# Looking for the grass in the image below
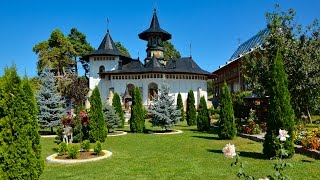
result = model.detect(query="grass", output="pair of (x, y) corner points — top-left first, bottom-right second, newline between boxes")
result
(40, 121), (320, 179)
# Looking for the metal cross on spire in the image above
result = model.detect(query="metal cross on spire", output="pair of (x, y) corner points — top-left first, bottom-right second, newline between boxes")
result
(154, 0), (157, 12)
(107, 18), (110, 32)
(189, 42), (192, 58)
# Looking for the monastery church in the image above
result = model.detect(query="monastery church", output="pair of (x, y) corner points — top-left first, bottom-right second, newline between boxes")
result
(83, 9), (211, 108)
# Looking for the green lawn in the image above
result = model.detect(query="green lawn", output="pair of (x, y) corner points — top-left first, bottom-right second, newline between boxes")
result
(41, 122), (320, 179)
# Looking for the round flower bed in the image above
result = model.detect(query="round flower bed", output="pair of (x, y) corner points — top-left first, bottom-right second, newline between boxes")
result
(147, 129), (182, 135)
(46, 150), (112, 164)
(108, 131), (128, 137)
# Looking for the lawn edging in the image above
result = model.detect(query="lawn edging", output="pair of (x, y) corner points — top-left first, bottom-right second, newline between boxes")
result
(46, 150), (112, 164)
(147, 129), (183, 135)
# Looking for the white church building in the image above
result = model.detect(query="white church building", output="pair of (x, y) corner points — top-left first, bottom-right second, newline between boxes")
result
(82, 9), (211, 108)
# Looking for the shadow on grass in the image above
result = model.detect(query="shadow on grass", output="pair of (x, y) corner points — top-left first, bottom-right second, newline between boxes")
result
(238, 151), (267, 160)
(207, 149), (223, 154)
(301, 159), (314, 163)
(192, 135), (220, 140)
(52, 147), (58, 152)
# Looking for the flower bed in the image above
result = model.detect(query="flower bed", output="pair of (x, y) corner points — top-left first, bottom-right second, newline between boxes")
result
(46, 150), (112, 164)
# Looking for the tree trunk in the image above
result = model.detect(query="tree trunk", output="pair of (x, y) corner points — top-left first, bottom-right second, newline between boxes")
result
(307, 108), (312, 123)
(51, 127), (53, 134)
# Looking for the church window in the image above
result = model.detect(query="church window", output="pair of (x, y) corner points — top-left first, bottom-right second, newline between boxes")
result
(157, 74), (160, 78)
(99, 65), (105, 73)
(148, 82), (158, 101)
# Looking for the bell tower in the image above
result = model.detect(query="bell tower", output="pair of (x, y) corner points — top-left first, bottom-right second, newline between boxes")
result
(138, 9), (171, 65)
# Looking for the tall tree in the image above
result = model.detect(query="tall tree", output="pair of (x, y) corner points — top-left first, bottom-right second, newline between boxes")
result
(163, 41), (181, 61)
(0, 66), (43, 179)
(186, 90), (197, 126)
(112, 93), (125, 128)
(115, 42), (131, 57)
(63, 75), (89, 107)
(33, 29), (76, 76)
(263, 49), (295, 158)
(218, 82), (237, 139)
(104, 103), (121, 133)
(68, 28), (94, 75)
(177, 93), (185, 122)
(130, 87), (145, 133)
(88, 87), (107, 142)
(207, 80), (213, 96)
(149, 82), (181, 130)
(37, 69), (65, 132)
(197, 96), (210, 131)
(242, 5), (320, 120)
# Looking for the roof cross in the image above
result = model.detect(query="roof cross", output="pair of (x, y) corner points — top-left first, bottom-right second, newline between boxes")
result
(107, 18), (110, 32)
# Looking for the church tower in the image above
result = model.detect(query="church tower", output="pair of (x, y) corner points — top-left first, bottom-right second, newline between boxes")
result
(138, 9), (171, 65)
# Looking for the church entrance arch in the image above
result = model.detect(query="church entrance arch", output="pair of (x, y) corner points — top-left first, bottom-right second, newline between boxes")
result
(148, 82), (158, 101)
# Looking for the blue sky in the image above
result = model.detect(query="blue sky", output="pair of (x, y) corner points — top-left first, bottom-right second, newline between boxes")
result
(0, 0), (319, 77)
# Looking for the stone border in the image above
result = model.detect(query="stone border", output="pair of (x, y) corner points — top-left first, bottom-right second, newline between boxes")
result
(148, 129), (183, 135)
(108, 131), (128, 137)
(46, 150), (112, 164)
(41, 135), (57, 138)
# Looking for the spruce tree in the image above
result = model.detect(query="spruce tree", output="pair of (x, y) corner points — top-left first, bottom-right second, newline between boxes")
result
(88, 86), (107, 142)
(218, 82), (237, 139)
(112, 92), (125, 128)
(197, 96), (210, 131)
(130, 87), (145, 133)
(177, 93), (185, 122)
(186, 90), (197, 126)
(149, 82), (181, 130)
(263, 49), (295, 158)
(104, 103), (121, 133)
(0, 66), (43, 179)
(37, 69), (65, 133)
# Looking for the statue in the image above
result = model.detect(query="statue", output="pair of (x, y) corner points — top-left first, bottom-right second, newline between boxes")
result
(62, 126), (73, 144)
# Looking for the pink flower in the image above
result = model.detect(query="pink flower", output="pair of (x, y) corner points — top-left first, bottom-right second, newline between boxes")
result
(277, 129), (290, 141)
(222, 143), (236, 158)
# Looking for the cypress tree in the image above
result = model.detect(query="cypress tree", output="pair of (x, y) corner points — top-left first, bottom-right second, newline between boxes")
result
(112, 92), (125, 128)
(0, 66), (43, 179)
(186, 90), (197, 126)
(88, 86), (107, 142)
(130, 87), (145, 133)
(37, 69), (65, 133)
(177, 93), (185, 122)
(149, 82), (181, 130)
(218, 82), (237, 139)
(197, 96), (210, 131)
(263, 49), (295, 158)
(104, 103), (121, 133)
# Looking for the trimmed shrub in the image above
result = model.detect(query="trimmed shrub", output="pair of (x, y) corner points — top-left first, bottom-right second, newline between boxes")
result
(186, 90), (197, 126)
(67, 145), (79, 159)
(197, 96), (210, 131)
(263, 49), (295, 158)
(218, 82), (237, 139)
(130, 87), (145, 133)
(81, 140), (91, 152)
(94, 141), (102, 155)
(177, 93), (185, 122)
(58, 142), (68, 155)
(88, 86), (107, 142)
(112, 93), (125, 128)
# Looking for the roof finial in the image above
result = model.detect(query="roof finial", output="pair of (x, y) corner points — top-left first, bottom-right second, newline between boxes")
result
(154, 0), (157, 12)
(107, 18), (110, 33)
(237, 37), (241, 47)
(138, 51), (140, 60)
(189, 42), (192, 58)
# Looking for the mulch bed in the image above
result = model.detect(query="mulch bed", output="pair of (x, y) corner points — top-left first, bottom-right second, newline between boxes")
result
(56, 151), (104, 160)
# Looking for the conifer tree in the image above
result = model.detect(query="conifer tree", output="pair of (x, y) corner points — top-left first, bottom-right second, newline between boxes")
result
(197, 96), (210, 131)
(186, 90), (197, 126)
(104, 103), (121, 133)
(218, 82), (237, 139)
(37, 69), (65, 133)
(88, 86), (107, 142)
(177, 93), (185, 122)
(112, 92), (125, 128)
(130, 87), (145, 133)
(149, 82), (181, 130)
(0, 66), (43, 179)
(263, 49), (295, 158)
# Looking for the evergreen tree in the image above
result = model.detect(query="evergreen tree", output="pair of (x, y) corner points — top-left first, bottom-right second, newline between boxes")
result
(218, 82), (237, 139)
(263, 49), (295, 158)
(197, 96), (210, 131)
(177, 93), (185, 122)
(104, 103), (121, 133)
(112, 92), (125, 128)
(149, 82), (181, 130)
(186, 90), (196, 126)
(130, 87), (145, 133)
(88, 87), (107, 142)
(37, 69), (65, 133)
(0, 66), (43, 179)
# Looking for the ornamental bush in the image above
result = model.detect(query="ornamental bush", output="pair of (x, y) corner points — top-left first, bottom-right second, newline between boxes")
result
(81, 140), (91, 152)
(177, 93), (185, 122)
(186, 90), (197, 126)
(263, 49), (295, 158)
(130, 87), (145, 133)
(67, 145), (79, 159)
(58, 142), (68, 155)
(88, 87), (107, 142)
(94, 141), (102, 155)
(197, 96), (210, 131)
(112, 93), (125, 128)
(218, 82), (237, 139)
(104, 103), (121, 133)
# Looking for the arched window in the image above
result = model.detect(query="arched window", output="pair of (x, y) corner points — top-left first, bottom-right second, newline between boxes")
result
(148, 82), (158, 101)
(127, 84), (135, 97)
(99, 65), (105, 73)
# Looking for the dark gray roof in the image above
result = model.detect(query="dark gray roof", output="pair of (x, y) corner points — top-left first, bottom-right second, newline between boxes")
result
(138, 10), (171, 41)
(85, 31), (128, 57)
(229, 28), (269, 62)
(101, 57), (210, 75)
